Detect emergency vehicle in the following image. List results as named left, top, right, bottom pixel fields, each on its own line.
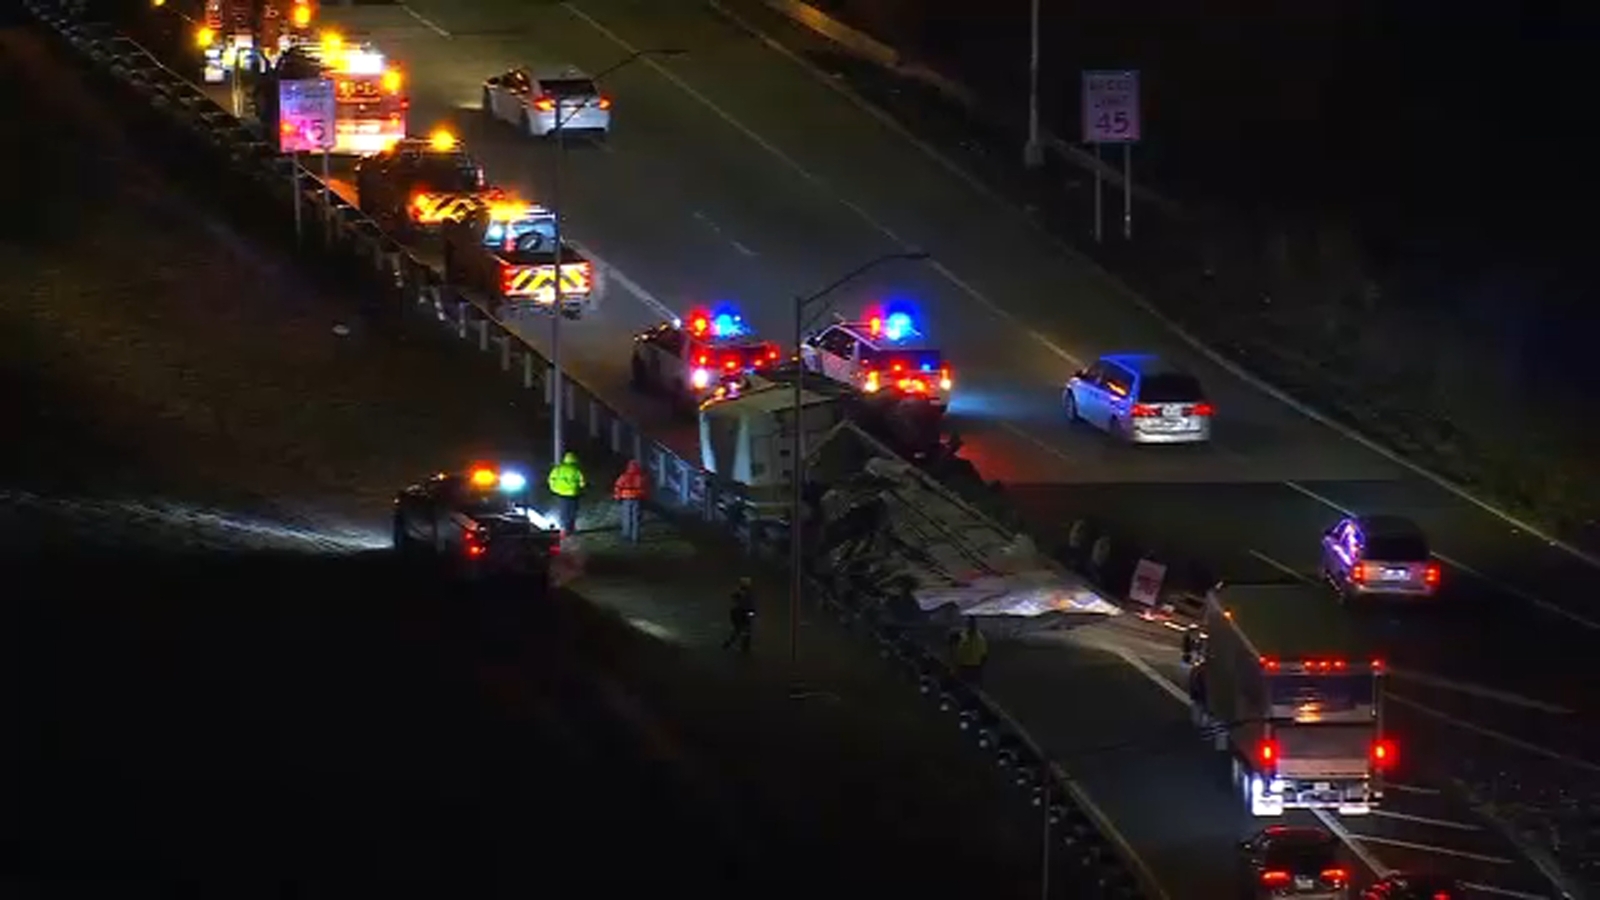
left=1190, top=583, right=1394, bottom=817
left=801, top=309, right=954, bottom=410
left=629, top=308, right=782, bottom=411
left=254, top=34, right=408, bottom=155
left=354, top=129, right=497, bottom=237
left=192, top=0, right=316, bottom=83
left=392, top=466, right=561, bottom=584
left=440, top=199, right=598, bottom=316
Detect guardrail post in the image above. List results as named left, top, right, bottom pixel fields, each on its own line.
left=588, top=400, right=601, bottom=441
left=564, top=383, right=576, bottom=421
left=523, top=353, right=535, bottom=390
left=655, top=451, right=669, bottom=503
left=456, top=302, right=468, bottom=339
left=498, top=335, right=510, bottom=371
left=633, top=431, right=644, bottom=465
left=609, top=418, right=622, bottom=455
left=477, top=319, right=489, bottom=352
left=676, top=459, right=690, bottom=507
left=544, top=366, right=554, bottom=406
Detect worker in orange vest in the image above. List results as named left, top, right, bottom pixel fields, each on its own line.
left=611, top=459, right=648, bottom=543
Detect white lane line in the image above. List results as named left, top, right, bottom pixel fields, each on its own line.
left=1347, top=833, right=1514, bottom=866
left=729, top=239, right=756, bottom=257
left=560, top=1, right=1081, bottom=369
left=1386, top=692, right=1600, bottom=773
left=401, top=4, right=451, bottom=37
left=1462, top=880, right=1552, bottom=899
left=1313, top=809, right=1393, bottom=878
left=1387, top=670, right=1575, bottom=716
left=1386, top=781, right=1442, bottom=796
left=566, top=240, right=678, bottom=321
left=1248, top=548, right=1312, bottom=583
left=1370, top=808, right=1482, bottom=832
left=1282, top=481, right=1600, bottom=633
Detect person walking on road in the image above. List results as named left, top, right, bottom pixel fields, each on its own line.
left=722, top=576, right=756, bottom=654
left=953, top=616, right=989, bottom=685
left=611, top=459, right=648, bottom=543
left=547, top=451, right=586, bottom=536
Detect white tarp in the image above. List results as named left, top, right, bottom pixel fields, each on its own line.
left=815, top=441, right=1120, bottom=631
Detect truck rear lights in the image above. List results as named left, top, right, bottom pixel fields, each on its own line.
left=1371, top=738, right=1397, bottom=770
left=1257, top=739, right=1279, bottom=767
left=1424, top=562, right=1441, bottom=586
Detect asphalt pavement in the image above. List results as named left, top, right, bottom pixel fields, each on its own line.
left=270, top=0, right=1600, bottom=894
left=3, top=24, right=1082, bottom=897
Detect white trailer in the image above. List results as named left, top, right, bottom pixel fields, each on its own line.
left=1192, top=583, right=1394, bottom=816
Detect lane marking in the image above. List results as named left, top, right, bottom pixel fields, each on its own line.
left=1387, top=693, right=1600, bottom=774
left=1248, top=548, right=1312, bottom=583
left=1462, top=881, right=1553, bottom=899
left=1346, top=833, right=1514, bottom=866
left=1388, top=671, right=1575, bottom=716
left=565, top=239, right=679, bottom=321
left=1370, top=808, right=1482, bottom=832
left=401, top=3, right=451, bottom=37
left=1387, top=781, right=1442, bottom=796
left=1285, top=474, right=1600, bottom=633
left=560, top=1, right=1080, bottom=368
left=1313, top=809, right=1393, bottom=878
left=729, top=239, right=756, bottom=257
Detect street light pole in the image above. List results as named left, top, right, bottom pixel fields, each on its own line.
left=788, top=250, right=930, bottom=668
left=1023, top=0, right=1044, bottom=168
left=546, top=47, right=685, bottom=465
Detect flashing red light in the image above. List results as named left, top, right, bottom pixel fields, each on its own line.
left=1257, top=739, right=1279, bottom=767
left=533, top=94, right=556, bottom=112
left=597, top=96, right=612, bottom=110
left=768, top=348, right=779, bottom=360
left=689, top=315, right=710, bottom=336
left=1351, top=561, right=1371, bottom=584
left=1131, top=403, right=1160, bottom=417
left=1259, top=656, right=1279, bottom=672
left=1260, top=870, right=1291, bottom=886
left=1424, top=562, right=1441, bottom=586
left=696, top=354, right=709, bottom=366
left=466, top=542, right=486, bottom=557
left=469, top=467, right=498, bottom=488
left=723, top=358, right=738, bottom=371
left=1432, top=893, right=1454, bottom=900
left=1192, top=402, right=1215, bottom=416
left=868, top=316, right=883, bottom=336
left=1370, top=657, right=1385, bottom=671
left=1332, top=658, right=1347, bottom=670
left=1320, top=867, right=1348, bottom=885
left=1371, top=738, right=1397, bottom=770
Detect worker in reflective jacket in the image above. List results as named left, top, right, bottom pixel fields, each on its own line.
left=953, top=616, right=989, bottom=685
left=611, top=459, right=648, bottom=543
left=547, top=451, right=586, bottom=535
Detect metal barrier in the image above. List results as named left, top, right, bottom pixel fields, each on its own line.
left=20, top=4, right=1150, bottom=895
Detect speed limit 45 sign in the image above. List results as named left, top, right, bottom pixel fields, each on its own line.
left=1082, top=70, right=1140, bottom=143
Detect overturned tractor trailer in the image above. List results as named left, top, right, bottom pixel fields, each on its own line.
left=1193, top=583, right=1395, bottom=816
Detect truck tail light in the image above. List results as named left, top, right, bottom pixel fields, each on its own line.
left=533, top=94, right=556, bottom=112
left=1257, top=739, right=1279, bottom=769
left=500, top=264, right=516, bottom=295
left=1371, top=738, right=1397, bottom=770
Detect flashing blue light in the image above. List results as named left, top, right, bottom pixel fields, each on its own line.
left=920, top=362, right=933, bottom=372
left=883, top=311, right=915, bottom=342
left=498, top=470, right=528, bottom=492
left=711, top=311, right=745, bottom=338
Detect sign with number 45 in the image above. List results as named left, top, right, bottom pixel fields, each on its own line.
left=1082, top=70, right=1140, bottom=143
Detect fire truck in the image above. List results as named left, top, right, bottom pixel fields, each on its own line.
left=253, top=33, right=408, bottom=155
left=1190, top=583, right=1395, bottom=817
left=441, top=199, right=598, bottom=317
left=190, top=0, right=316, bottom=83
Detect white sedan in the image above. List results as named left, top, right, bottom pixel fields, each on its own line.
left=481, top=65, right=612, bottom=138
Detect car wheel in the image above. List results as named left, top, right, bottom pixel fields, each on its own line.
left=1062, top=389, right=1080, bottom=422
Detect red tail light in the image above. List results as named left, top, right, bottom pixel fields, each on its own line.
left=1257, top=739, right=1279, bottom=768
left=465, top=535, right=485, bottom=557
left=1423, top=562, right=1441, bottom=586
left=597, top=95, right=612, bottom=110
left=1351, top=561, right=1371, bottom=584
left=533, top=94, right=556, bottom=112
left=1131, top=403, right=1160, bottom=417
left=1371, top=738, right=1397, bottom=770
left=500, top=264, right=516, bottom=295
left=723, top=357, right=739, bottom=371
left=1191, top=402, right=1215, bottom=416
left=1260, top=870, right=1291, bottom=887
left=1321, top=868, right=1348, bottom=885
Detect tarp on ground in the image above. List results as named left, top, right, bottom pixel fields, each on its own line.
left=811, top=424, right=1119, bottom=634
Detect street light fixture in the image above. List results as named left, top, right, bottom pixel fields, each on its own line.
left=788, top=250, right=931, bottom=668
left=548, top=47, right=687, bottom=465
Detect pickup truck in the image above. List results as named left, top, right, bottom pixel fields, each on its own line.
left=440, top=202, right=600, bottom=317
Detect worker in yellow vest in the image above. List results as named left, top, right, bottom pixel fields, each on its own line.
left=547, top=451, right=586, bottom=535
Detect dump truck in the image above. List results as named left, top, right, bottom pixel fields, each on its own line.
left=440, top=200, right=598, bottom=317
left=1191, top=583, right=1394, bottom=817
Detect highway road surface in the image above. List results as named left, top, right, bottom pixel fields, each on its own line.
left=3, top=23, right=1073, bottom=897
left=290, top=1, right=1600, bottom=894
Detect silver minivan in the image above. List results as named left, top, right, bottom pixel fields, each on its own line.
left=1063, top=353, right=1213, bottom=444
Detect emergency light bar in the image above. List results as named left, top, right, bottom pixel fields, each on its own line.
left=1257, top=656, right=1385, bottom=673
left=684, top=306, right=747, bottom=339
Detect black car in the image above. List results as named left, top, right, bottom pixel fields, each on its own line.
left=392, top=468, right=559, bottom=584
left=1239, top=826, right=1352, bottom=899
left=1360, top=873, right=1462, bottom=899
left=354, top=134, right=491, bottom=236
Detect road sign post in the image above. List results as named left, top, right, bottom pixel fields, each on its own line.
left=277, top=77, right=336, bottom=244
left=1082, top=69, right=1140, bottom=241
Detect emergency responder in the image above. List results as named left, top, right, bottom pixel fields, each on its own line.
left=953, top=615, right=989, bottom=684
left=612, top=459, right=648, bottom=543
left=547, top=451, right=585, bottom=535
left=722, top=577, right=756, bottom=654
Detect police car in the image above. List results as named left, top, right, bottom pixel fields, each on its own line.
left=800, top=309, right=953, bottom=409
left=355, top=129, right=495, bottom=236
left=392, top=466, right=561, bottom=582
left=630, top=308, right=782, bottom=410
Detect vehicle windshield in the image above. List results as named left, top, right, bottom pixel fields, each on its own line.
left=1365, top=533, right=1429, bottom=561
left=542, top=78, right=598, bottom=98
left=1137, top=373, right=1205, bottom=403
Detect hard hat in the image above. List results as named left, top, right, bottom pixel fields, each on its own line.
left=562, top=451, right=579, bottom=465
